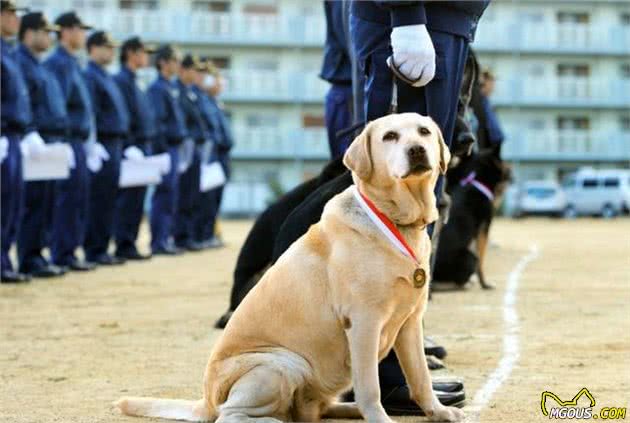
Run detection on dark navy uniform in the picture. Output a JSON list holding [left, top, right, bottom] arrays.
[[83, 59, 130, 262], [192, 85, 222, 244], [15, 43, 69, 274], [1, 39, 31, 276], [349, 0, 489, 396], [44, 45, 93, 267], [174, 78, 209, 250], [148, 74, 188, 252], [113, 65, 157, 257], [321, 0, 353, 159], [205, 93, 233, 242]]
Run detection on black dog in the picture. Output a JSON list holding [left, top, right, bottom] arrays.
[[215, 158, 347, 328], [433, 150, 511, 289]]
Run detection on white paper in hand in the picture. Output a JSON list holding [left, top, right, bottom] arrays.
[[200, 162, 227, 192]]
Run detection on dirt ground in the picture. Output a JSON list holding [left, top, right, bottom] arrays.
[[1, 218, 629, 423]]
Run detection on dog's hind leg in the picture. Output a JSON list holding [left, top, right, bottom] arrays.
[[476, 223, 494, 290], [216, 366, 295, 423]]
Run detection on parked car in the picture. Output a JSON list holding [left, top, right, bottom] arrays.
[[512, 181, 567, 217], [562, 168, 630, 218]]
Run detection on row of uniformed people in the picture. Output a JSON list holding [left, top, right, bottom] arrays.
[[1, 2, 233, 283]]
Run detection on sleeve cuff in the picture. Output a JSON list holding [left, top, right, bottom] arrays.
[[390, 3, 427, 27]]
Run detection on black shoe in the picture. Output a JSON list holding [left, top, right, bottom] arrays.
[[381, 385, 465, 416], [91, 254, 126, 266], [432, 379, 465, 393], [152, 245, 184, 256], [176, 241, 205, 252], [425, 336, 448, 359], [1, 270, 32, 283], [65, 259, 97, 272], [116, 249, 151, 261], [427, 355, 445, 370], [23, 263, 66, 278]]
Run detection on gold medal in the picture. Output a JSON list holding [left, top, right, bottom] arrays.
[[413, 268, 426, 289]]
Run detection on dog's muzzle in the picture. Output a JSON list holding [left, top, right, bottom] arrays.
[[408, 145, 431, 173]]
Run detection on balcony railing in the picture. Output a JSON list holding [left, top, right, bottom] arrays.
[[231, 127, 329, 160], [222, 70, 329, 104], [475, 21, 630, 55], [493, 77, 630, 108], [503, 130, 630, 161], [41, 7, 326, 46]]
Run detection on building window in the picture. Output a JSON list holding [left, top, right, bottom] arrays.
[[302, 114, 325, 128], [557, 64, 589, 77], [620, 116, 630, 132], [119, 0, 158, 9], [192, 1, 231, 12], [557, 12, 589, 23], [621, 13, 630, 25], [243, 2, 278, 15], [205, 57, 230, 70], [557, 117, 590, 130], [246, 114, 279, 128], [620, 64, 630, 79]]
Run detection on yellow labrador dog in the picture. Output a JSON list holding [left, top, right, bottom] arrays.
[[116, 113, 463, 423]]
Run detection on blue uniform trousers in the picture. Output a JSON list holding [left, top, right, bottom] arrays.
[[325, 83, 354, 160], [50, 140, 90, 266], [17, 136, 62, 271], [150, 146, 179, 251], [351, 14, 469, 388], [174, 149, 201, 247], [1, 134, 24, 273], [114, 142, 150, 255], [84, 139, 123, 261]]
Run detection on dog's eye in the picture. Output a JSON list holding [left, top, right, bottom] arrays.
[[418, 127, 431, 136], [382, 131, 399, 142]]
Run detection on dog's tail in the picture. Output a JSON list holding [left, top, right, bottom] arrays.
[[115, 397, 213, 422]]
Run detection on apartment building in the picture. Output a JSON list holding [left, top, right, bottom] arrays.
[[32, 0, 630, 214]]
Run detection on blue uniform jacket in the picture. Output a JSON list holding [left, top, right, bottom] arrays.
[[114, 66, 157, 147], [44, 46, 93, 140], [1, 40, 32, 136], [206, 94, 233, 154], [351, 0, 491, 42], [320, 0, 352, 85], [84, 61, 130, 140], [148, 75, 187, 150], [193, 86, 222, 146], [15, 44, 68, 137], [176, 79, 209, 145]]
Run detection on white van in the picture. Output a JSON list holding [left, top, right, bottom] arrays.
[[562, 168, 630, 218]]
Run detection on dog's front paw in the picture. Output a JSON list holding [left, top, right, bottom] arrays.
[[427, 405, 465, 422]]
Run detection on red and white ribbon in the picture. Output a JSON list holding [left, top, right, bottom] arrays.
[[352, 185, 421, 267], [460, 171, 494, 201]]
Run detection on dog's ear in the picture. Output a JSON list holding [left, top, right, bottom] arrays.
[[343, 123, 373, 180], [436, 125, 451, 175]]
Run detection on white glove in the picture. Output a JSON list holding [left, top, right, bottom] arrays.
[[20, 131, 47, 159], [0, 136, 8, 163], [124, 145, 145, 161], [390, 24, 436, 87], [84, 142, 110, 173]]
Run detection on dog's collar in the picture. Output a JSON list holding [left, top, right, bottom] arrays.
[[460, 172, 494, 201], [351, 185, 422, 268]]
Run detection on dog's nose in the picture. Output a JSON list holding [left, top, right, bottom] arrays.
[[408, 145, 426, 165]]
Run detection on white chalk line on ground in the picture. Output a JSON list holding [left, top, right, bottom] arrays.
[[465, 244, 539, 422]]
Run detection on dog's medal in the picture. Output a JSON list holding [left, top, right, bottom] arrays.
[[352, 186, 429, 290], [413, 268, 426, 289]]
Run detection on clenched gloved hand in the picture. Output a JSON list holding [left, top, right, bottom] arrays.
[[390, 24, 435, 87]]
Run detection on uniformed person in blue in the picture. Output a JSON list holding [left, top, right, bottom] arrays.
[[320, 0, 353, 159], [148, 44, 188, 256], [1, 0, 32, 283], [15, 11, 69, 279], [174, 54, 210, 252], [113, 37, 156, 261], [44, 11, 96, 272], [82, 30, 130, 265], [197, 62, 233, 248], [191, 60, 223, 248], [348, 0, 490, 414]]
